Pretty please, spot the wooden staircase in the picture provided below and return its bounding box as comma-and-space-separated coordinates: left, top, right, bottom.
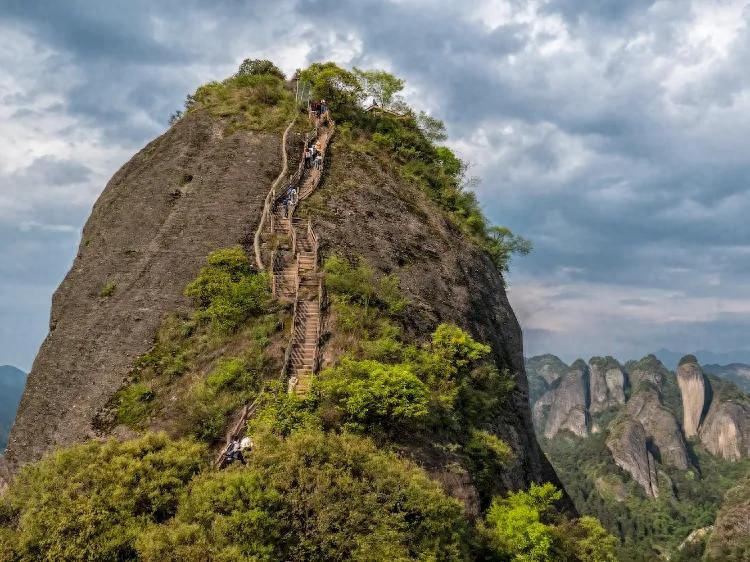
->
265, 112, 333, 396
215, 110, 333, 468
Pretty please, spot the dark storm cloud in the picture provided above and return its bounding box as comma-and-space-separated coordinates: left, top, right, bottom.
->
2, 0, 750, 366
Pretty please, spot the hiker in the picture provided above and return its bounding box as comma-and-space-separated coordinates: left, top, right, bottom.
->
314, 153, 323, 170
311, 100, 320, 118
304, 147, 312, 168
320, 99, 328, 115
289, 186, 298, 205
224, 439, 242, 465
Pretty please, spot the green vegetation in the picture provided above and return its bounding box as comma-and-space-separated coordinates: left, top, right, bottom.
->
542, 417, 750, 560
109, 246, 280, 442
484, 483, 617, 562
171, 58, 296, 131
0, 434, 205, 561
298, 63, 531, 273
99, 281, 117, 298
184, 246, 270, 334
236, 58, 285, 80
114, 383, 155, 428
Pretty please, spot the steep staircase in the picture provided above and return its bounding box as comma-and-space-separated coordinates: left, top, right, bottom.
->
215, 108, 333, 468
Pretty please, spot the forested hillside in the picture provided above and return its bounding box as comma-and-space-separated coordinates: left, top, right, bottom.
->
528, 353, 750, 561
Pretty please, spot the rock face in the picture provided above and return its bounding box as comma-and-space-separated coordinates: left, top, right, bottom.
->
536, 360, 589, 439
312, 133, 560, 496
1, 108, 559, 503
700, 399, 750, 461
626, 383, 691, 470
607, 416, 659, 498
588, 356, 626, 413
525, 354, 568, 404
1, 112, 284, 472
676, 355, 707, 437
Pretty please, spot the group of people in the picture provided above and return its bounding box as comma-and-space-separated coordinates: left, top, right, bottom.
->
223, 435, 253, 466
304, 139, 323, 171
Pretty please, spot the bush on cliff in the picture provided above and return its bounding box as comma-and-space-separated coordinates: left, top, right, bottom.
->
0, 432, 475, 562
0, 434, 205, 561
185, 246, 270, 334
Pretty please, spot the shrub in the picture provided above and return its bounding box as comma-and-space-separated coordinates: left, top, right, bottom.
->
485, 483, 562, 561
236, 58, 285, 80
137, 429, 473, 561
99, 281, 116, 298
185, 246, 270, 334
323, 255, 409, 313
316, 358, 429, 431
0, 434, 205, 561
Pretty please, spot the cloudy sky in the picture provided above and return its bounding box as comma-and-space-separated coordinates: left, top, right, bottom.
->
1, 0, 750, 369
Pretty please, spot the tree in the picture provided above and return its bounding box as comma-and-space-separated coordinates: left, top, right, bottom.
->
485, 483, 562, 562
298, 62, 364, 112
316, 358, 429, 431
0, 434, 205, 561
354, 68, 405, 109
236, 58, 285, 80
485, 226, 533, 272
418, 111, 448, 142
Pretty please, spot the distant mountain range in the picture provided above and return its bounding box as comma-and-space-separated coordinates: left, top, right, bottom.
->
0, 366, 26, 451
653, 347, 750, 370
526, 353, 750, 560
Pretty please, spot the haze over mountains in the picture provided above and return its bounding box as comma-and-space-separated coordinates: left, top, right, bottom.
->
653, 348, 750, 372
0, 366, 26, 451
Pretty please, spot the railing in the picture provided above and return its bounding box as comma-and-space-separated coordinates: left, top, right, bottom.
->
280, 270, 301, 379
254, 116, 297, 270
213, 395, 263, 468
307, 220, 319, 271
312, 276, 325, 374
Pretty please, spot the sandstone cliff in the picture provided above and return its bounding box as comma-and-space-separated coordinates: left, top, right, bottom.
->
1, 104, 558, 503
2, 112, 283, 476
588, 356, 626, 413
699, 389, 750, 461
535, 360, 589, 439
676, 355, 707, 437
525, 354, 568, 404
606, 415, 659, 497
626, 383, 691, 470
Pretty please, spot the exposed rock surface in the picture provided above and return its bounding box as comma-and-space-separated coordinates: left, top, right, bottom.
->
699, 398, 750, 461
628, 354, 668, 390
588, 356, 626, 413
308, 135, 561, 498
525, 354, 568, 404
0, 108, 560, 508
626, 383, 691, 470
606, 416, 659, 497
1, 111, 284, 473
535, 360, 589, 439
676, 355, 707, 437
